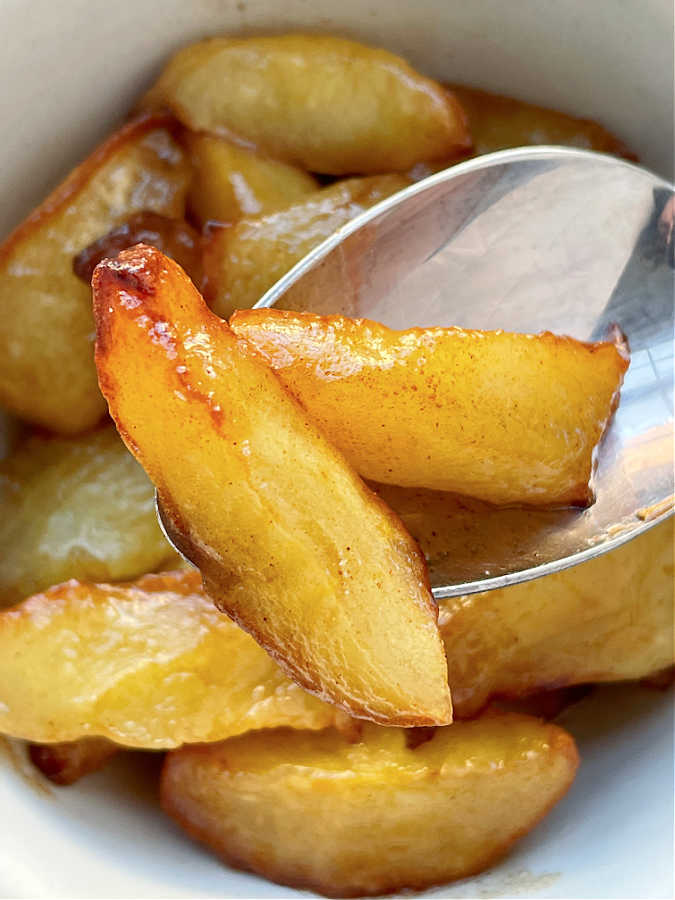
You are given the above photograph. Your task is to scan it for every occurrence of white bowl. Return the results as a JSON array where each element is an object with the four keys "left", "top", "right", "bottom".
[{"left": 0, "top": 2, "right": 672, "bottom": 897}]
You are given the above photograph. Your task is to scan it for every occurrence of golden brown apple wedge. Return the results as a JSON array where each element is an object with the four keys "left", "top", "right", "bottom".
[
  {"left": 230, "top": 309, "right": 629, "bottom": 505},
  {"left": 185, "top": 132, "right": 318, "bottom": 227},
  {"left": 449, "top": 84, "right": 636, "bottom": 159},
  {"left": 437, "top": 517, "right": 674, "bottom": 717},
  {"left": 0, "top": 113, "right": 191, "bottom": 433},
  {"left": 92, "top": 245, "right": 451, "bottom": 726},
  {"left": 202, "top": 175, "right": 410, "bottom": 317},
  {"left": 141, "top": 34, "right": 470, "bottom": 175},
  {"left": 0, "top": 425, "right": 177, "bottom": 606},
  {"left": 0, "top": 571, "right": 340, "bottom": 747},
  {"left": 408, "top": 86, "right": 636, "bottom": 181},
  {"left": 28, "top": 738, "right": 120, "bottom": 786},
  {"left": 377, "top": 486, "right": 673, "bottom": 716},
  {"left": 160, "top": 715, "right": 579, "bottom": 897}
]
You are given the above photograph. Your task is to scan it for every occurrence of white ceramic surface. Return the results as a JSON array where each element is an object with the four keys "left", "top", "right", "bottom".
[{"left": 0, "top": 1, "right": 673, "bottom": 897}]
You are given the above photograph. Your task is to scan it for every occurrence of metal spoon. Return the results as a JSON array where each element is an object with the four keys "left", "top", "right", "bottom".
[{"left": 159, "top": 147, "right": 674, "bottom": 599}]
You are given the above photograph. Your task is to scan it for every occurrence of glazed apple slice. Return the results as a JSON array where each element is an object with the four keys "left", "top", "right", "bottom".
[
  {"left": 92, "top": 245, "right": 451, "bottom": 726},
  {"left": 0, "top": 425, "right": 177, "bottom": 607},
  {"left": 230, "top": 308, "right": 629, "bottom": 506},
  {"left": 0, "top": 114, "right": 191, "bottom": 433},
  {"left": 435, "top": 517, "right": 674, "bottom": 716},
  {"left": 0, "top": 571, "right": 340, "bottom": 747},
  {"left": 184, "top": 132, "right": 319, "bottom": 227},
  {"left": 448, "top": 84, "right": 636, "bottom": 159},
  {"left": 202, "top": 174, "right": 410, "bottom": 318},
  {"left": 141, "top": 34, "right": 470, "bottom": 175},
  {"left": 161, "top": 714, "right": 579, "bottom": 897}
]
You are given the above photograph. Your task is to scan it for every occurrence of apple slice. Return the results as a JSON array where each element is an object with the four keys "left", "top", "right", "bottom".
[
  {"left": 92, "top": 245, "right": 451, "bottom": 726},
  {"left": 0, "top": 425, "right": 177, "bottom": 607},
  {"left": 202, "top": 175, "right": 409, "bottom": 318},
  {"left": 0, "top": 571, "right": 340, "bottom": 747},
  {"left": 184, "top": 132, "right": 318, "bottom": 227},
  {"left": 449, "top": 84, "right": 636, "bottom": 159},
  {"left": 73, "top": 211, "right": 202, "bottom": 287},
  {"left": 161, "top": 714, "right": 579, "bottom": 897},
  {"left": 0, "top": 114, "right": 191, "bottom": 433},
  {"left": 435, "top": 517, "right": 675, "bottom": 717},
  {"left": 230, "top": 308, "right": 629, "bottom": 506},
  {"left": 28, "top": 739, "right": 120, "bottom": 786},
  {"left": 141, "top": 34, "right": 470, "bottom": 175}
]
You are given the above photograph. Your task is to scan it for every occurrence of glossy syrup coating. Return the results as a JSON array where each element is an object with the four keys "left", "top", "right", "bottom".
[
  {"left": 141, "top": 34, "right": 470, "bottom": 174},
  {"left": 0, "top": 571, "right": 339, "bottom": 747},
  {"left": 230, "top": 309, "right": 629, "bottom": 505},
  {"left": 160, "top": 715, "right": 579, "bottom": 897},
  {"left": 92, "top": 245, "right": 451, "bottom": 727},
  {"left": 0, "top": 114, "right": 191, "bottom": 433}
]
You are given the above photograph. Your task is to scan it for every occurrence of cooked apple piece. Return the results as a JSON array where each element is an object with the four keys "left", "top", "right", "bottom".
[
  {"left": 378, "top": 485, "right": 674, "bottom": 714},
  {"left": 0, "top": 426, "right": 177, "bottom": 606},
  {"left": 0, "top": 571, "right": 341, "bottom": 747},
  {"left": 161, "top": 714, "right": 578, "bottom": 897},
  {"left": 437, "top": 518, "right": 675, "bottom": 717},
  {"left": 142, "top": 34, "right": 470, "bottom": 175},
  {"left": 0, "top": 114, "right": 191, "bottom": 433},
  {"left": 449, "top": 84, "right": 636, "bottom": 159},
  {"left": 185, "top": 133, "right": 318, "bottom": 227},
  {"left": 29, "top": 738, "right": 120, "bottom": 786},
  {"left": 73, "top": 211, "right": 202, "bottom": 286},
  {"left": 93, "top": 245, "right": 451, "bottom": 726},
  {"left": 203, "top": 175, "right": 409, "bottom": 317},
  {"left": 407, "top": 87, "right": 636, "bottom": 181},
  {"left": 230, "top": 309, "right": 628, "bottom": 505}
]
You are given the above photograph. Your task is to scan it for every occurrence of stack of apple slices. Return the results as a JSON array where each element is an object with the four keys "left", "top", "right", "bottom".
[
  {"left": 0, "top": 30, "right": 664, "bottom": 897},
  {"left": 38, "top": 243, "right": 621, "bottom": 895}
]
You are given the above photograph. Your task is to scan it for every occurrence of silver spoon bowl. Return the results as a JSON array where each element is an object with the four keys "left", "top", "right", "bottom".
[{"left": 246, "top": 147, "right": 674, "bottom": 599}]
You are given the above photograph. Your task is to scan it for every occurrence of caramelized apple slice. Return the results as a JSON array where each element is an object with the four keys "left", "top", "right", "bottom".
[
  {"left": 203, "top": 175, "right": 409, "bottom": 317},
  {"left": 0, "top": 425, "right": 177, "bottom": 607},
  {"left": 142, "top": 34, "right": 470, "bottom": 175},
  {"left": 449, "top": 84, "right": 636, "bottom": 159},
  {"left": 92, "top": 246, "right": 451, "bottom": 726},
  {"left": 436, "top": 518, "right": 674, "bottom": 717},
  {"left": 0, "top": 571, "right": 339, "bottom": 747},
  {"left": 185, "top": 133, "right": 318, "bottom": 227},
  {"left": 373, "top": 484, "right": 672, "bottom": 715},
  {"left": 161, "top": 715, "right": 578, "bottom": 897},
  {"left": 0, "top": 114, "right": 191, "bottom": 433},
  {"left": 230, "top": 309, "right": 628, "bottom": 505},
  {"left": 29, "top": 738, "right": 120, "bottom": 786}
]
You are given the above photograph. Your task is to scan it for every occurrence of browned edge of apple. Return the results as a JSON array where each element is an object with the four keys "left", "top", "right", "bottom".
[{"left": 0, "top": 112, "right": 183, "bottom": 265}]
